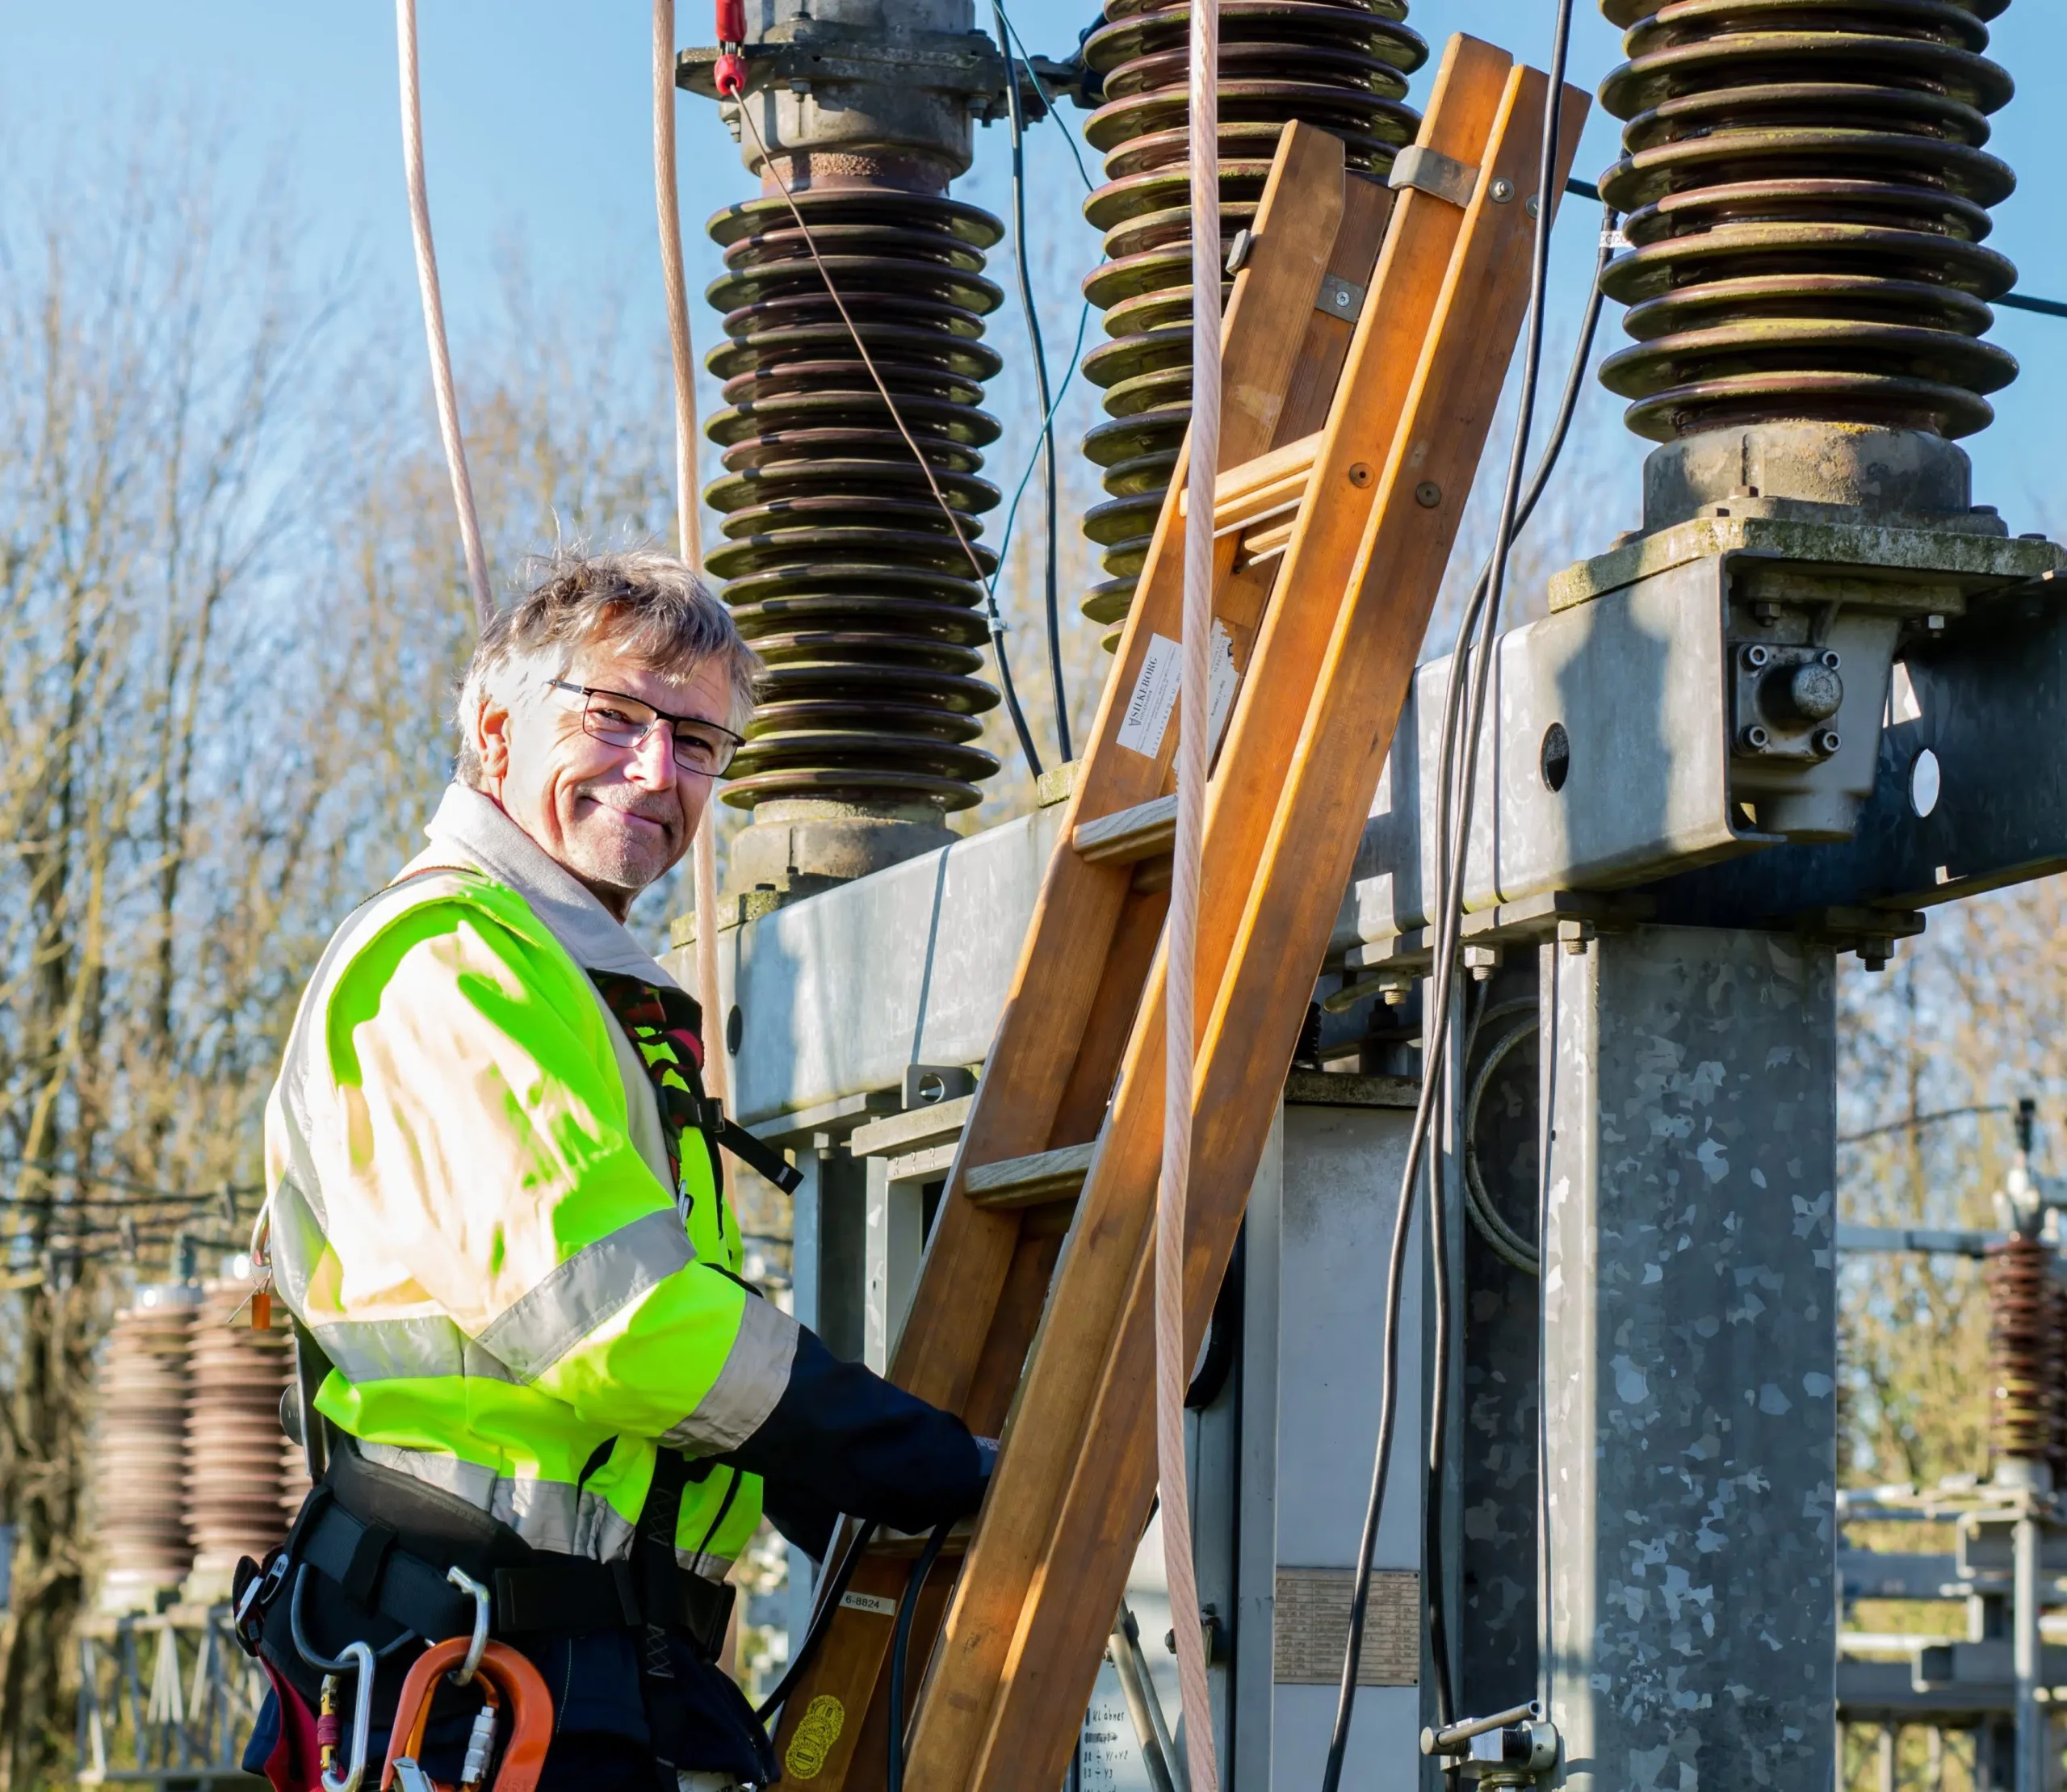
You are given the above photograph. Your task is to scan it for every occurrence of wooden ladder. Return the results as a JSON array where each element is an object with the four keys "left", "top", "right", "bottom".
[{"left": 769, "top": 36, "right": 1587, "bottom": 1791}]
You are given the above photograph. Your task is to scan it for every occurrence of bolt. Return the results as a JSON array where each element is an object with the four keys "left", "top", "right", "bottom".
[
  {"left": 1927, "top": 614, "right": 1947, "bottom": 632},
  {"left": 1524, "top": 194, "right": 1540, "bottom": 219},
  {"left": 1348, "top": 463, "right": 1373, "bottom": 489},
  {"left": 1558, "top": 918, "right": 1595, "bottom": 955},
  {"left": 1415, "top": 481, "right": 1442, "bottom": 508},
  {"left": 1743, "top": 643, "right": 1771, "bottom": 669},
  {"left": 1490, "top": 178, "right": 1515, "bottom": 204},
  {"left": 1225, "top": 229, "right": 1254, "bottom": 275}
]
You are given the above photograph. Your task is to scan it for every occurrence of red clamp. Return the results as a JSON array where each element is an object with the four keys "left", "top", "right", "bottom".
[{"left": 714, "top": 0, "right": 747, "bottom": 97}]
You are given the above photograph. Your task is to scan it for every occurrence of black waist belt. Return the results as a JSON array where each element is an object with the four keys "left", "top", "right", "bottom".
[{"left": 287, "top": 1458, "right": 734, "bottom": 1660}]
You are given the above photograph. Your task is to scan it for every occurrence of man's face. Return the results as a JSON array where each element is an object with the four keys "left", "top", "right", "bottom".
[{"left": 474, "top": 640, "right": 733, "bottom": 920}]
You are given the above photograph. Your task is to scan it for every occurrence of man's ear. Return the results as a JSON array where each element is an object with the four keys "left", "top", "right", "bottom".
[{"left": 473, "top": 689, "right": 513, "bottom": 786}]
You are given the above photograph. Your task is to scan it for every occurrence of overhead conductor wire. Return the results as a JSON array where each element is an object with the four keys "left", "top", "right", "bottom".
[
  {"left": 1158, "top": 0, "right": 1222, "bottom": 1786},
  {"left": 729, "top": 92, "right": 1046, "bottom": 781},
  {"left": 396, "top": 0, "right": 493, "bottom": 633},
  {"left": 654, "top": 0, "right": 735, "bottom": 1150},
  {"left": 992, "top": 0, "right": 1071, "bottom": 762},
  {"left": 1321, "top": 5, "right": 1581, "bottom": 1786}
]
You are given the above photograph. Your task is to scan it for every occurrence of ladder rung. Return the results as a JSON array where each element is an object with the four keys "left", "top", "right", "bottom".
[
  {"left": 1071, "top": 794, "right": 1176, "bottom": 866},
  {"left": 1178, "top": 431, "right": 1322, "bottom": 536},
  {"left": 1236, "top": 517, "right": 1298, "bottom": 569},
  {"left": 964, "top": 1142, "right": 1096, "bottom": 1210}
]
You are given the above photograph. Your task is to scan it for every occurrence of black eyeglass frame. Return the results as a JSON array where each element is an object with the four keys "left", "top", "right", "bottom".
[{"left": 545, "top": 679, "right": 746, "bottom": 776}]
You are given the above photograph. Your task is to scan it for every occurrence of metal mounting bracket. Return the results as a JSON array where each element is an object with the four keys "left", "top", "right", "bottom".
[{"left": 1389, "top": 144, "right": 1478, "bottom": 209}]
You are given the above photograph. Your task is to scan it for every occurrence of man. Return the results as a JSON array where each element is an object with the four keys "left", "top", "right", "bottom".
[{"left": 237, "top": 552, "right": 987, "bottom": 1791}]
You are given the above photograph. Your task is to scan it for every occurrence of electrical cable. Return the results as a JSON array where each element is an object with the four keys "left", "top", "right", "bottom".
[
  {"left": 652, "top": 0, "right": 736, "bottom": 1181},
  {"left": 1153, "top": 0, "right": 1223, "bottom": 1786},
  {"left": 1463, "top": 1015, "right": 1544, "bottom": 1276},
  {"left": 992, "top": 1, "right": 1071, "bottom": 765},
  {"left": 1320, "top": 10, "right": 1581, "bottom": 1785},
  {"left": 1839, "top": 1103, "right": 2019, "bottom": 1145},
  {"left": 394, "top": 0, "right": 494, "bottom": 634},
  {"left": 886, "top": 1521, "right": 954, "bottom": 1792},
  {"left": 989, "top": 0, "right": 1098, "bottom": 195},
  {"left": 753, "top": 1519, "right": 879, "bottom": 1725},
  {"left": 729, "top": 102, "right": 1046, "bottom": 783}
]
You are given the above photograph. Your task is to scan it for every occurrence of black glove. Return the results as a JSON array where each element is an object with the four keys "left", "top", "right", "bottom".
[{"left": 722, "top": 1324, "right": 987, "bottom": 1542}]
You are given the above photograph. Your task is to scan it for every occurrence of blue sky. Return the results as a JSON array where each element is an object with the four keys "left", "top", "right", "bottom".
[{"left": 8, "top": 0, "right": 2065, "bottom": 540}]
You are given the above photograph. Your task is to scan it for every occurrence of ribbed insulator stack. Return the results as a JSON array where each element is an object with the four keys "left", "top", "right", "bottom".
[
  {"left": 1987, "top": 1234, "right": 2060, "bottom": 1471},
  {"left": 703, "top": 191, "right": 1006, "bottom": 819},
  {"left": 95, "top": 1292, "right": 197, "bottom": 1613},
  {"left": 1076, "top": 0, "right": 1427, "bottom": 644},
  {"left": 182, "top": 1281, "right": 293, "bottom": 1600},
  {"left": 2051, "top": 1272, "right": 2067, "bottom": 1488},
  {"left": 1596, "top": 0, "right": 2019, "bottom": 443}
]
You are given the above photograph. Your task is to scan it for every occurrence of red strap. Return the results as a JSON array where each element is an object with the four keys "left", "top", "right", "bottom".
[{"left": 256, "top": 1659, "right": 324, "bottom": 1792}]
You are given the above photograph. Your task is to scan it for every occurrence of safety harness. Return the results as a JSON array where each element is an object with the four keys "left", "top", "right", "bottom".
[{"left": 234, "top": 960, "right": 796, "bottom": 1791}]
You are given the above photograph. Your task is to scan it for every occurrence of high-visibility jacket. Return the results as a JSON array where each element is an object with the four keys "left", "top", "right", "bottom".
[{"left": 262, "top": 785, "right": 797, "bottom": 1580}]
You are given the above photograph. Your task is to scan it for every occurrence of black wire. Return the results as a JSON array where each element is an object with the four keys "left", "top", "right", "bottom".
[
  {"left": 1321, "top": 11, "right": 1581, "bottom": 1784},
  {"left": 754, "top": 1519, "right": 879, "bottom": 1726},
  {"left": 887, "top": 1521, "right": 954, "bottom": 1792},
  {"left": 1838, "top": 1103, "right": 2018, "bottom": 1145},
  {"left": 992, "top": 2, "right": 1071, "bottom": 766},
  {"left": 987, "top": 599, "right": 1047, "bottom": 781}
]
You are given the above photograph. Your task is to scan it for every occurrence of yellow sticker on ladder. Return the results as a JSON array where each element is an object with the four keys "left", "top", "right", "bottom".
[{"left": 784, "top": 1696, "right": 845, "bottom": 1780}]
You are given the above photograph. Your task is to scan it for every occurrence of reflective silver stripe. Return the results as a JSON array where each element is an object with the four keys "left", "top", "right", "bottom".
[
  {"left": 312, "top": 1314, "right": 520, "bottom": 1385},
  {"left": 675, "top": 1547, "right": 737, "bottom": 1580},
  {"left": 267, "top": 1173, "right": 326, "bottom": 1312},
  {"left": 356, "top": 1440, "right": 635, "bottom": 1562},
  {"left": 660, "top": 1294, "right": 799, "bottom": 1457},
  {"left": 476, "top": 1209, "right": 694, "bottom": 1382}
]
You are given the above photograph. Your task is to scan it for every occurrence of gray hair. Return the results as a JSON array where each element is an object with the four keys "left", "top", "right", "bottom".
[{"left": 454, "top": 547, "right": 759, "bottom": 789}]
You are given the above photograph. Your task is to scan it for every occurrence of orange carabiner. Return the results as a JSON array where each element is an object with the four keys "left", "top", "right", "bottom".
[{"left": 379, "top": 1638, "right": 554, "bottom": 1792}]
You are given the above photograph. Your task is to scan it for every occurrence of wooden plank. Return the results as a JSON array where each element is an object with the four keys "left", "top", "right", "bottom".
[
  {"left": 963, "top": 1143, "right": 1096, "bottom": 1210},
  {"left": 1071, "top": 795, "right": 1178, "bottom": 866},
  {"left": 763, "top": 125, "right": 1353, "bottom": 1792},
  {"left": 894, "top": 40, "right": 1545, "bottom": 1791},
  {"left": 952, "top": 54, "right": 1592, "bottom": 1792}
]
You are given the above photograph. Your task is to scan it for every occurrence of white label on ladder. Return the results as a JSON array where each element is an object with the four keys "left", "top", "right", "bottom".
[
  {"left": 839, "top": 1590, "right": 898, "bottom": 1617},
  {"left": 1116, "top": 623, "right": 1238, "bottom": 760},
  {"left": 1206, "top": 621, "right": 1239, "bottom": 753}
]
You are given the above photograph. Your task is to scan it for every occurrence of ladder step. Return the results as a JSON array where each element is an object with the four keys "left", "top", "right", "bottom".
[
  {"left": 964, "top": 1142, "right": 1096, "bottom": 1210},
  {"left": 1071, "top": 794, "right": 1176, "bottom": 866},
  {"left": 1179, "top": 430, "right": 1322, "bottom": 537},
  {"left": 1235, "top": 516, "right": 1298, "bottom": 570}
]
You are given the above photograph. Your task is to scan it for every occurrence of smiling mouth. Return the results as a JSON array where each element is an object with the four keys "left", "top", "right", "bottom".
[{"left": 581, "top": 797, "right": 671, "bottom": 837}]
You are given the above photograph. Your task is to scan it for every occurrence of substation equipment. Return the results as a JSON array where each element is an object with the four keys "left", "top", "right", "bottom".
[
  {"left": 673, "top": 0, "right": 2067, "bottom": 1786},
  {"left": 79, "top": 1274, "right": 305, "bottom": 1787}
]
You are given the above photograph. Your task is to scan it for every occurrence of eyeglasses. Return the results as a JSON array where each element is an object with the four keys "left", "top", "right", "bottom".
[{"left": 546, "top": 681, "right": 745, "bottom": 776}]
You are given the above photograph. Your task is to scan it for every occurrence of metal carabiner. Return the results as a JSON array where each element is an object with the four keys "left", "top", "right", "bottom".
[
  {"left": 447, "top": 1566, "right": 491, "bottom": 1687},
  {"left": 381, "top": 1637, "right": 555, "bottom": 1792},
  {"left": 288, "top": 1565, "right": 415, "bottom": 1792},
  {"left": 317, "top": 1641, "right": 375, "bottom": 1792}
]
